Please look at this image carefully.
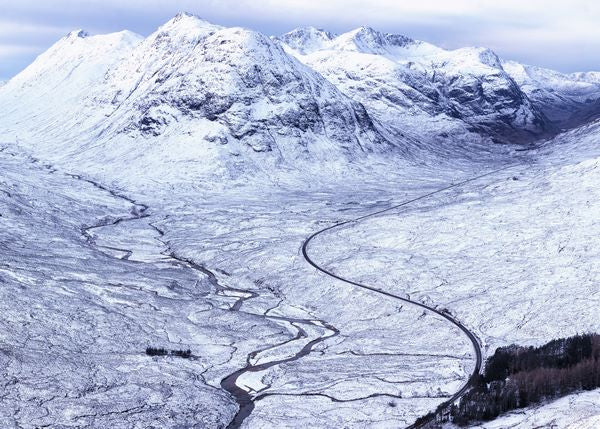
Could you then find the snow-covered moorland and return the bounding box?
[0,12,599,429]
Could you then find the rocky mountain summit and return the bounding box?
[278,26,549,147]
[98,13,390,157]
[503,61,600,128]
[1,13,600,181]
[0,14,395,183]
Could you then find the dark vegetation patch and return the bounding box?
[146,346,192,359]
[414,333,600,428]
[452,333,600,426]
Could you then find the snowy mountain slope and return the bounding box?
[572,71,600,83]
[277,27,550,148]
[297,117,600,427]
[0,29,142,140]
[2,14,599,185]
[466,389,600,429]
[503,60,600,127]
[0,14,395,185]
[2,13,600,429]
[97,14,392,160]
[141,117,600,427]
[277,26,336,55]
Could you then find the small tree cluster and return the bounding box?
[145,347,192,359]
[484,334,595,381]
[146,347,168,356]
[172,349,192,359]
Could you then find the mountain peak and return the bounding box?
[451,46,503,69]
[476,47,502,68]
[65,29,89,39]
[355,25,377,34]
[144,12,222,48]
[349,26,385,45]
[286,26,335,39]
[278,26,336,54]
[384,32,415,48]
[161,12,216,32]
[333,26,384,53]
[332,26,415,54]
[173,11,197,20]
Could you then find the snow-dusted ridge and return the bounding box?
[278,26,549,147]
[276,26,337,54]
[278,25,600,150]
[503,60,600,127]
[2,13,600,186]
[0,13,398,186]
[98,13,389,154]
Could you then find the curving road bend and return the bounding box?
[301,164,516,428]
[63,158,516,428]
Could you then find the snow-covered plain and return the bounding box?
[146,123,600,427]
[1,12,600,429]
[0,142,482,427]
[0,147,242,427]
[310,130,600,354]
[464,389,600,429]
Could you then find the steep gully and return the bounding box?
[61,159,516,428]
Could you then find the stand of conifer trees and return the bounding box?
[450,333,600,426]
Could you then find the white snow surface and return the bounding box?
[277,26,548,149]
[503,60,600,123]
[3,13,600,187]
[459,389,600,429]
[0,13,396,187]
[1,12,600,429]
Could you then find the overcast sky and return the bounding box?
[1,0,599,80]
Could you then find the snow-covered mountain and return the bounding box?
[279,26,600,150]
[278,26,550,147]
[2,13,600,185]
[0,29,142,139]
[97,14,390,156]
[3,12,600,429]
[0,14,395,184]
[503,61,600,127]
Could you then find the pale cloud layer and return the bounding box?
[1,1,599,80]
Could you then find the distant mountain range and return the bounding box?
[278,25,600,145]
[1,12,599,183]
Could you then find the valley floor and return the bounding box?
[1,123,600,428]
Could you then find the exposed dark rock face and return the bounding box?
[503,61,600,131]
[101,16,391,158]
[278,27,554,146]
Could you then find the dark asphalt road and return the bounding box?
[302,164,516,428]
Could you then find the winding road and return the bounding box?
[62,156,516,428]
[301,164,516,428]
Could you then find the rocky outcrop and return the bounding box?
[279,27,551,145]
[503,61,600,128]
[99,14,390,157]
